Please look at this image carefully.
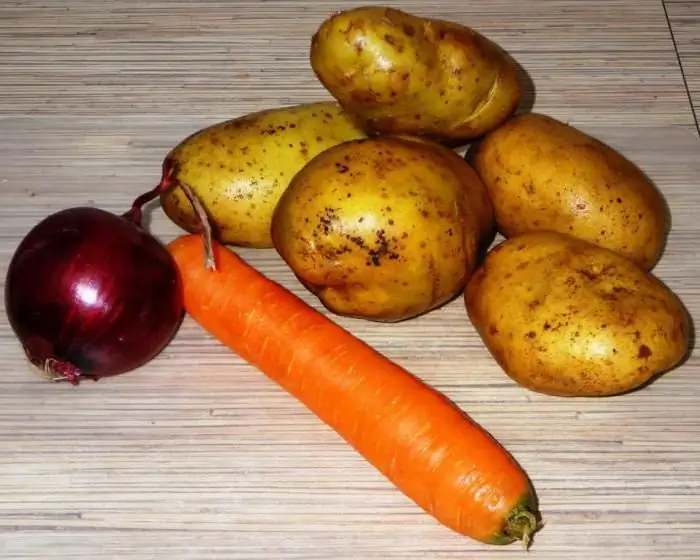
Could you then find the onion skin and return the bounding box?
[5,207,184,383]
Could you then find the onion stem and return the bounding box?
[177,183,216,271]
[124,157,216,271]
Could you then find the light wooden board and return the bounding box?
[666,0,700,119]
[1,1,700,558]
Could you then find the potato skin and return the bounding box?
[160,102,367,248]
[271,136,494,322]
[465,231,690,397]
[310,6,521,143]
[471,112,669,270]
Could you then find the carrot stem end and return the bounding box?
[505,504,541,550]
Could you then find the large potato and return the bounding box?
[471,112,669,270]
[271,136,495,322]
[465,231,690,397]
[310,6,522,143]
[160,102,367,248]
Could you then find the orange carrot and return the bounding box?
[168,234,541,546]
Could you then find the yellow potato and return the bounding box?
[310,6,522,143]
[271,136,494,322]
[160,102,367,248]
[471,112,670,270]
[465,231,690,397]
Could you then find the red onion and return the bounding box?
[4,174,212,385]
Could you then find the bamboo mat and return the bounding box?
[1,1,700,558]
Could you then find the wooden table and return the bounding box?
[1,1,699,558]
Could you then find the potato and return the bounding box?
[271,136,494,322]
[465,231,690,397]
[309,6,522,143]
[471,112,670,270]
[160,102,367,248]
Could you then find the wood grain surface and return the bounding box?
[666,0,700,119]
[1,1,699,558]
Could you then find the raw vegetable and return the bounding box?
[159,101,367,248]
[3,183,208,384]
[310,6,522,143]
[271,135,494,322]
[168,233,541,546]
[470,112,670,270]
[465,231,690,397]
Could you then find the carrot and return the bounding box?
[168,233,541,547]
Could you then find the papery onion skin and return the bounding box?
[4,206,184,383]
